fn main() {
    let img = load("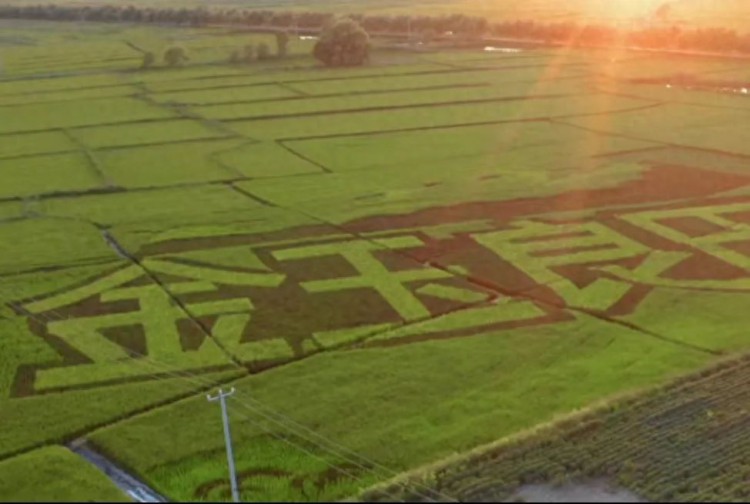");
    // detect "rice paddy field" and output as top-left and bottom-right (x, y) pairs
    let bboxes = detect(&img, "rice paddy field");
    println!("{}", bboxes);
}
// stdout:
(1, 15), (750, 503)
